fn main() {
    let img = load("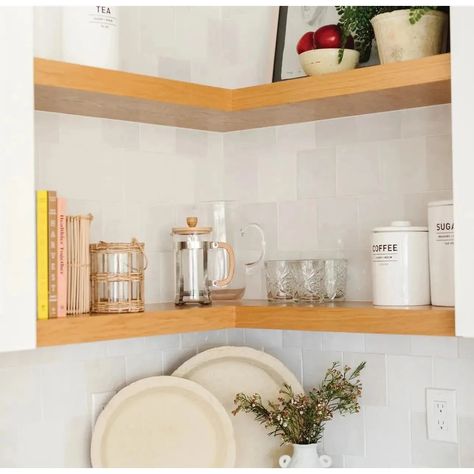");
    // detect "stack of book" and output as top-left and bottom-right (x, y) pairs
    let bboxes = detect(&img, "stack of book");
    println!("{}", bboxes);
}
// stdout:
(36, 190), (92, 319)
